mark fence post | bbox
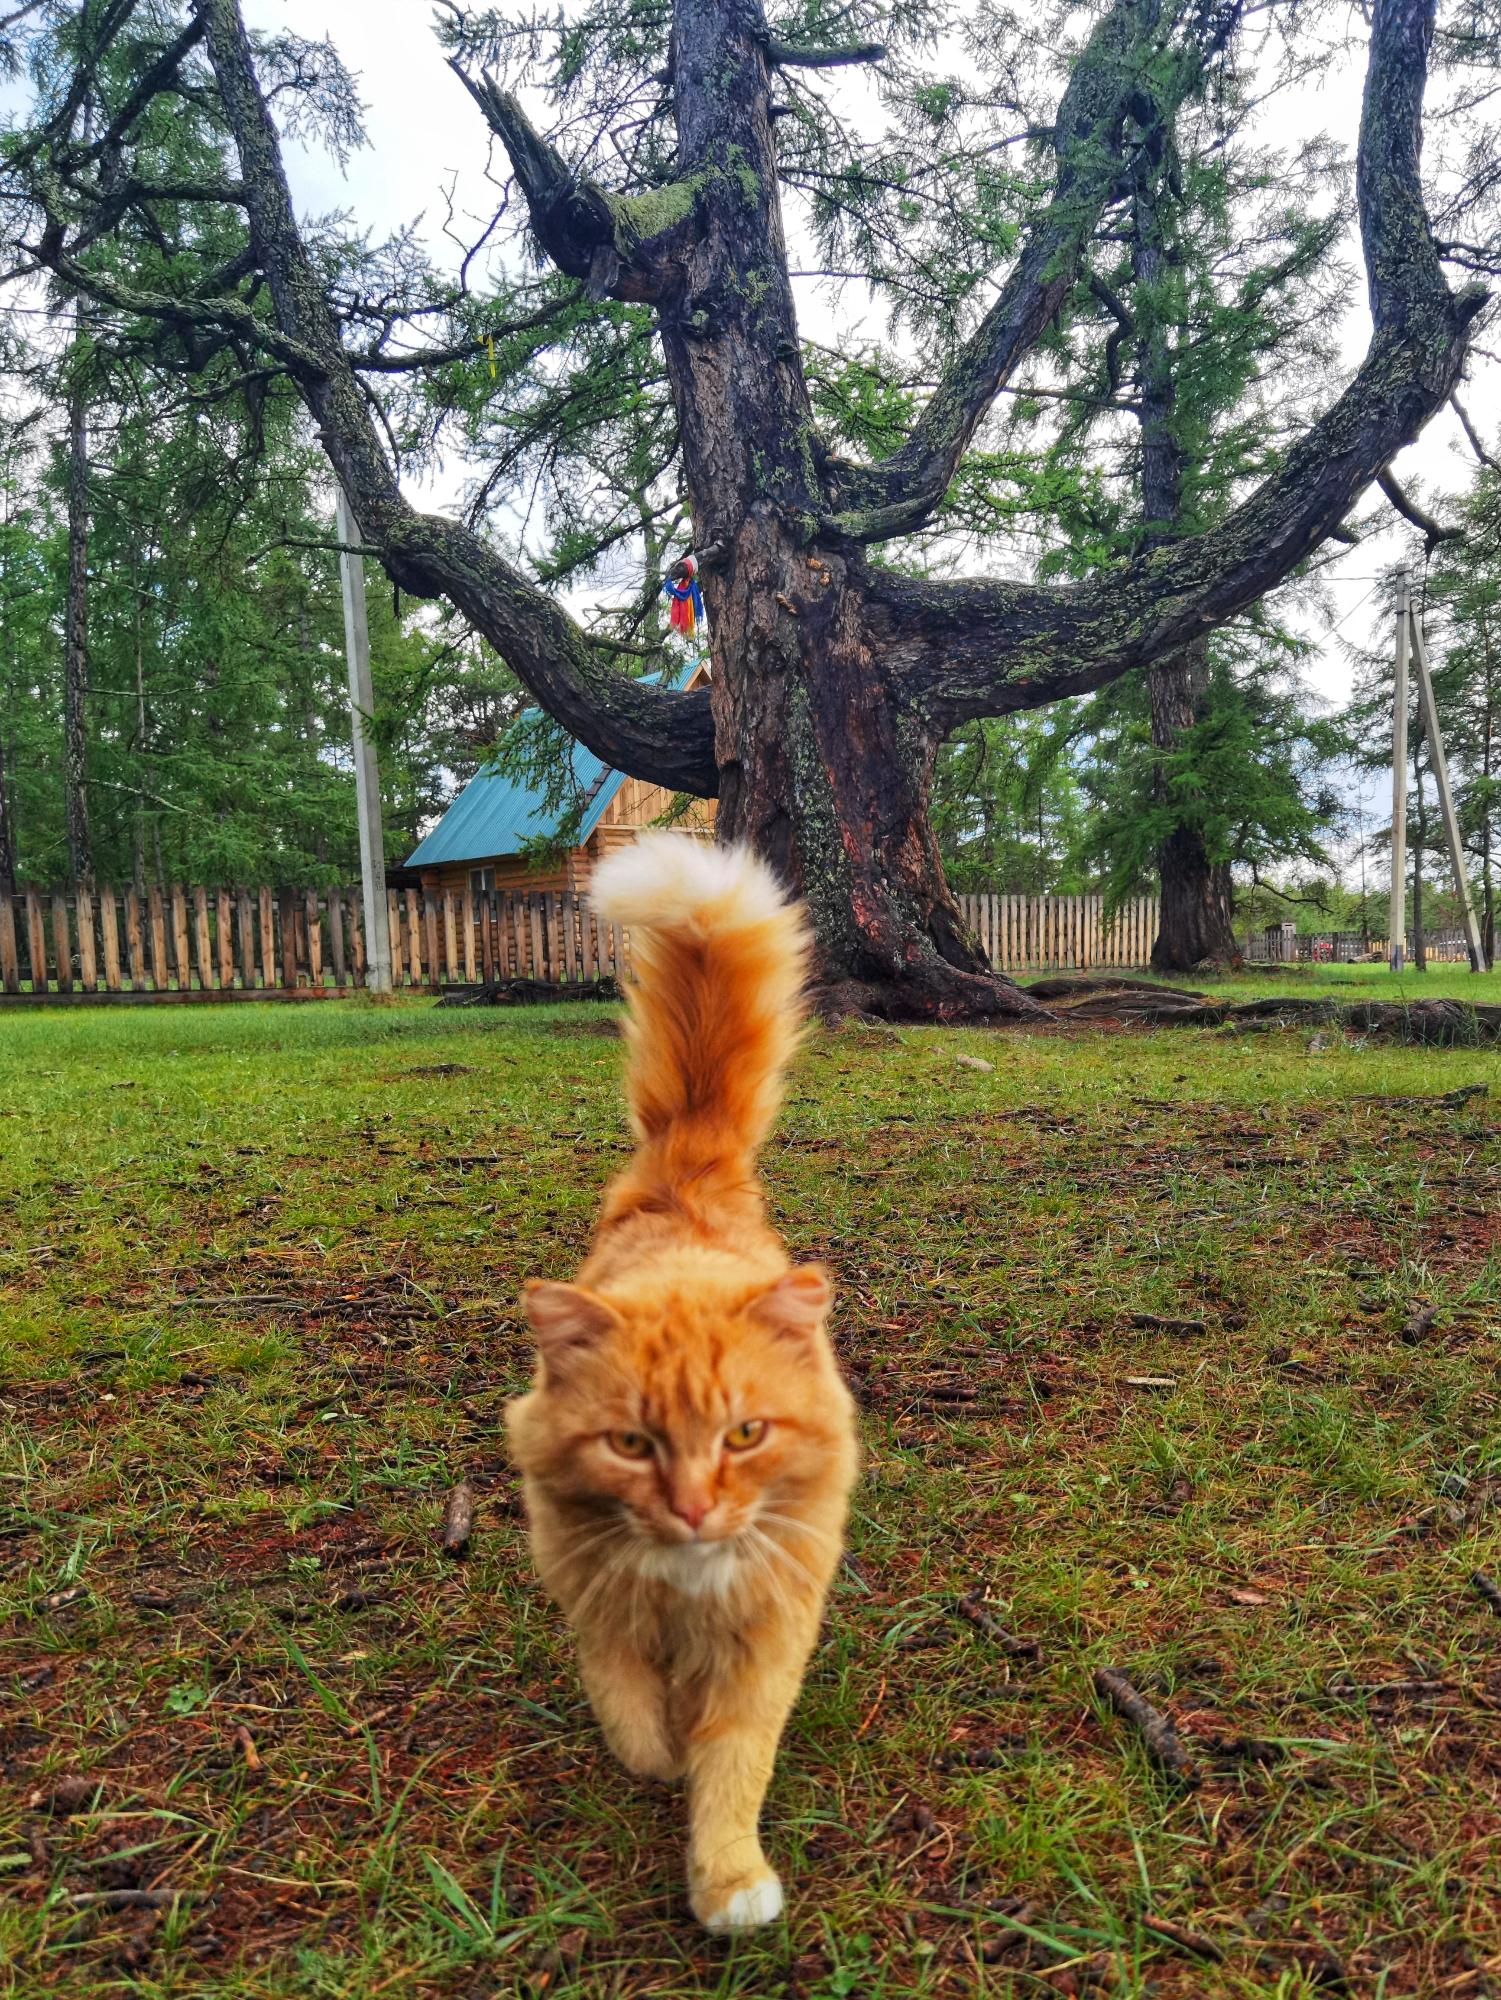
[1,892,19,994]
[215,890,234,990]
[305,890,324,988]
[387,888,402,985]
[193,886,214,990]
[349,890,367,984]
[235,891,254,989]
[327,888,347,986]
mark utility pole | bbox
[336,485,392,992]
[1408,592,1487,971]
[1389,572,1410,972]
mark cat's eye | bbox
[724,1419,767,1452]
[608,1429,654,1460]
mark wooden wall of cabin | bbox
[414,783,716,897]
[598,775,717,833]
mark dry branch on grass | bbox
[1141,1913,1226,1961]
[1093,1668,1201,1785]
[1401,1303,1440,1344]
[1129,1312,1207,1335]
[954,1594,1044,1662]
[441,1482,476,1557]
[441,976,620,1008]
[1352,1084,1489,1109]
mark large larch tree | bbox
[6,0,1490,1014]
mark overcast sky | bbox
[247,0,1497,787]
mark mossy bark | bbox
[63,370,93,887]
[1130,165,1241,974]
[1147,645,1240,972]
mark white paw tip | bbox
[703,1875,784,1932]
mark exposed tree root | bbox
[1044,991,1501,1044]
[442,968,1493,1046]
[1022,975,1208,1002]
[816,964,1055,1025]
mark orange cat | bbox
[507,836,858,1931]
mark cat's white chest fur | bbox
[634,1539,742,1598]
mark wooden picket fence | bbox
[1,881,1154,1001]
[957,892,1159,969]
[0,883,628,1001]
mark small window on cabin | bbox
[470,866,495,895]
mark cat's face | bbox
[510,1267,841,1550]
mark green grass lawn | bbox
[1,995,1498,1998]
[1170,962,1501,1005]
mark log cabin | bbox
[404,660,715,896]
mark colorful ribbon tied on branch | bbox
[663,553,705,639]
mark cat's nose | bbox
[669,1493,710,1531]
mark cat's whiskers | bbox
[745,1526,812,1618]
[745,1522,822,1594]
[555,1517,634,1589]
[735,1526,795,1620]
[756,1509,838,1552]
[566,1531,643,1628]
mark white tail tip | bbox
[590,834,788,931]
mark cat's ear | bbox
[750,1265,832,1341]
[523,1281,620,1365]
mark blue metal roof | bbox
[404,662,701,870]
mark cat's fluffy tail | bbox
[590,835,810,1160]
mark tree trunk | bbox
[132,588,148,892]
[701,526,1022,1016]
[0,723,16,893]
[1129,163,1242,977]
[1412,733,1427,971]
[1147,642,1241,971]
[643,1,1041,1022]
[63,369,93,885]
[1482,617,1496,967]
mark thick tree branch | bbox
[761,38,885,69]
[81,12,208,164]
[1376,467,1462,549]
[191,0,714,795]
[875,0,1482,728]
[446,64,699,302]
[818,0,1177,540]
[1090,271,1136,394]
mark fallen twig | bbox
[1352,1083,1488,1109]
[442,1481,476,1558]
[441,975,619,1008]
[1401,1302,1439,1344]
[1129,1313,1206,1335]
[163,1294,304,1310]
[1329,1676,1452,1699]
[231,1724,262,1773]
[1093,1668,1200,1785]
[68,1889,180,1910]
[32,1585,88,1616]
[1471,1570,1501,1617]
[1142,1913,1225,1962]
[954,1594,1043,1662]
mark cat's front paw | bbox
[612,1736,684,1783]
[693,1870,784,1933]
[600,1718,682,1783]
